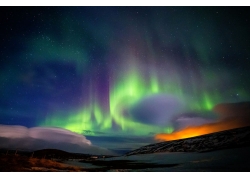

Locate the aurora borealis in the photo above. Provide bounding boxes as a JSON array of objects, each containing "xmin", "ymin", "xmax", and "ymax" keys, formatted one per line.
[{"xmin": 1, "ymin": 6, "xmax": 250, "ymax": 153}]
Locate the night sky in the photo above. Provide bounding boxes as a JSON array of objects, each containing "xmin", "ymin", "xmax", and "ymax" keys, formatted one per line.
[{"xmin": 1, "ymin": 7, "xmax": 250, "ymax": 153}]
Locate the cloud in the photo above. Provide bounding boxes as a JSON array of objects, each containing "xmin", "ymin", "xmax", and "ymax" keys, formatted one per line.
[
  {"xmin": 0, "ymin": 125, "xmax": 114, "ymax": 155},
  {"xmin": 0, "ymin": 125, "xmax": 28, "ymax": 138},
  {"xmin": 155, "ymin": 101, "xmax": 250, "ymax": 141},
  {"xmin": 213, "ymin": 101, "xmax": 250, "ymax": 118},
  {"xmin": 129, "ymin": 94, "xmax": 184, "ymax": 125},
  {"xmin": 173, "ymin": 116, "xmax": 212, "ymax": 131},
  {"xmin": 29, "ymin": 127, "xmax": 91, "ymax": 145},
  {"xmin": 155, "ymin": 116, "xmax": 250, "ymax": 141}
]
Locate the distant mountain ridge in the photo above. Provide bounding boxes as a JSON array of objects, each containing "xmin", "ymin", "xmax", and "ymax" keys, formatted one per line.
[{"xmin": 126, "ymin": 126, "xmax": 250, "ymax": 156}]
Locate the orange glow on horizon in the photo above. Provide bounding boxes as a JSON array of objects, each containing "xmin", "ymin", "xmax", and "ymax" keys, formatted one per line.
[{"xmin": 155, "ymin": 117, "xmax": 250, "ymax": 141}]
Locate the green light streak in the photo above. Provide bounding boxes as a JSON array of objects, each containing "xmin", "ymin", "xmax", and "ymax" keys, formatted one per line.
[
  {"xmin": 40, "ymin": 61, "xmax": 222, "ymax": 136},
  {"xmin": 203, "ymin": 92, "xmax": 213, "ymax": 110}
]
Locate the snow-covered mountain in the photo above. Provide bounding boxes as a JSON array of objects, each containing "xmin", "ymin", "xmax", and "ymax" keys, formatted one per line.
[{"xmin": 126, "ymin": 126, "xmax": 250, "ymax": 156}]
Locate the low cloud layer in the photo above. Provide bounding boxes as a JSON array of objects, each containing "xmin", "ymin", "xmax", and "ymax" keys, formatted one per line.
[
  {"xmin": 173, "ymin": 116, "xmax": 212, "ymax": 131},
  {"xmin": 155, "ymin": 101, "xmax": 250, "ymax": 141},
  {"xmin": 0, "ymin": 125, "xmax": 114, "ymax": 155},
  {"xmin": 155, "ymin": 116, "xmax": 250, "ymax": 141},
  {"xmin": 213, "ymin": 102, "xmax": 250, "ymax": 118},
  {"xmin": 0, "ymin": 125, "xmax": 28, "ymax": 138}
]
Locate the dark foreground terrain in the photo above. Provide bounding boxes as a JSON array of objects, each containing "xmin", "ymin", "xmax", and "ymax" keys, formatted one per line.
[
  {"xmin": 1, "ymin": 126, "xmax": 250, "ymax": 172},
  {"xmin": 0, "ymin": 154, "xmax": 83, "ymax": 172},
  {"xmin": 1, "ymin": 146, "xmax": 250, "ymax": 172},
  {"xmin": 0, "ymin": 153, "xmax": 179, "ymax": 172}
]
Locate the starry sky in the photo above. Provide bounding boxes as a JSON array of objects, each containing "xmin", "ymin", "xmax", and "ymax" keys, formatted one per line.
[{"xmin": 1, "ymin": 7, "xmax": 250, "ymax": 153}]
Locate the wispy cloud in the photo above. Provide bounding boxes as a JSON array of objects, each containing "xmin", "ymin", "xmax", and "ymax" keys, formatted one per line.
[{"xmin": 0, "ymin": 125, "xmax": 114, "ymax": 155}]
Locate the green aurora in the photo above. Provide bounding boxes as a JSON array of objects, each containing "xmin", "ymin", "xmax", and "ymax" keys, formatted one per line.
[{"xmin": 41, "ymin": 60, "xmax": 224, "ymax": 136}]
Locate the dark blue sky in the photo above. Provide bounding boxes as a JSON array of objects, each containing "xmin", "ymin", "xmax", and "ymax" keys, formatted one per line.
[{"xmin": 1, "ymin": 7, "xmax": 250, "ymax": 153}]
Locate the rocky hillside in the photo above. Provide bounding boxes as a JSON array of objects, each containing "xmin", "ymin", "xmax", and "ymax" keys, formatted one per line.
[{"xmin": 126, "ymin": 126, "xmax": 250, "ymax": 156}]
